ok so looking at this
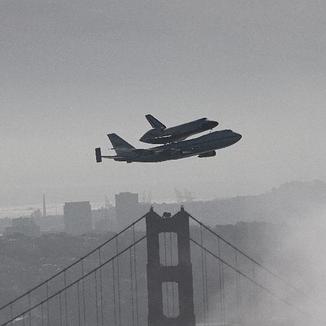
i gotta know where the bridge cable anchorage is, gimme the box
[189,237,326,326]
[0,214,147,313]
[189,214,316,302]
[1,236,146,326]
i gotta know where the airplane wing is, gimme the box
[150,146,194,156]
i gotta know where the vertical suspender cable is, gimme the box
[28,293,31,326]
[112,260,117,326]
[115,238,121,326]
[94,271,99,326]
[200,226,206,323]
[98,249,104,326]
[252,264,257,312]
[216,243,221,324]
[41,302,44,326]
[132,225,140,326]
[10,303,13,326]
[221,259,226,323]
[77,282,81,326]
[46,283,50,326]
[204,243,209,320]
[59,293,63,326]
[63,272,68,326]
[217,238,225,325]
[234,250,240,324]
[129,248,135,326]
[81,262,86,326]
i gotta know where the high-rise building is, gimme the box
[63,201,92,235]
[115,192,142,227]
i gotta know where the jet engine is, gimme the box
[198,151,216,158]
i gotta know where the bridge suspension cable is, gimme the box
[0,214,147,314]
[1,234,147,326]
[190,236,326,326]
[189,214,315,300]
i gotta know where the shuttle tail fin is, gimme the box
[145,114,166,129]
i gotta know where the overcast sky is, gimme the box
[1,0,325,207]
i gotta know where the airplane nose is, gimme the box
[235,133,242,141]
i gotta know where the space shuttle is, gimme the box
[139,114,219,144]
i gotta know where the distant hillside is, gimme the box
[152,180,326,225]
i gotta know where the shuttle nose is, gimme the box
[207,120,219,129]
[139,133,150,143]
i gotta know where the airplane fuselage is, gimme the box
[115,130,241,163]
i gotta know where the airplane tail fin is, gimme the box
[145,114,166,130]
[107,133,135,155]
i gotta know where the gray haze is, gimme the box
[1,0,326,206]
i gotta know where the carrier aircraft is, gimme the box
[95,129,241,163]
[139,114,219,144]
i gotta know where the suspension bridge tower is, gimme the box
[146,207,196,326]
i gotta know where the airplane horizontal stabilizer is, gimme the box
[95,148,102,163]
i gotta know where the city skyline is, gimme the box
[0,179,324,220]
